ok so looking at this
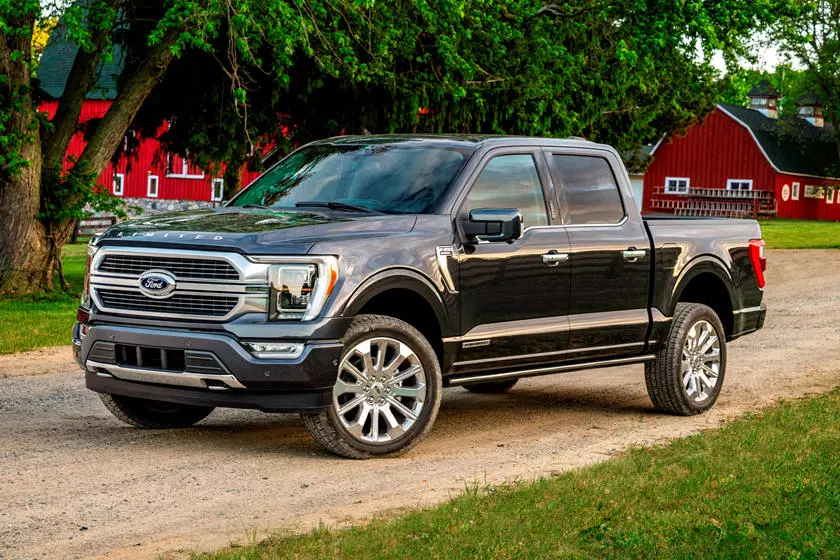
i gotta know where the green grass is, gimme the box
[196,392,840,560]
[0,242,87,354]
[759,218,840,249]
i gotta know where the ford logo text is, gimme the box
[137,271,177,299]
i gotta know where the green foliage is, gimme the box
[772,0,840,156]
[721,65,811,114]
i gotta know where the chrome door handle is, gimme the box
[623,249,646,263]
[542,252,570,266]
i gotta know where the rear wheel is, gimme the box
[645,303,727,415]
[463,379,519,394]
[301,315,442,459]
[99,393,214,428]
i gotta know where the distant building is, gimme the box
[642,80,839,221]
[37,32,262,216]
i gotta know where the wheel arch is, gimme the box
[341,268,451,364]
[670,256,737,338]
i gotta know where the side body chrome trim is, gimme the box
[452,342,644,368]
[87,360,246,390]
[733,306,764,315]
[447,354,656,386]
[435,245,458,293]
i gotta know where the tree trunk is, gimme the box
[0,9,52,295]
[40,29,182,289]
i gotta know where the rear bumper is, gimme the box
[74,322,343,412]
[731,302,767,340]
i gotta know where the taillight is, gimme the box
[749,239,766,289]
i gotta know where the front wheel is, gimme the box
[301,315,442,459]
[645,303,727,416]
[99,393,214,428]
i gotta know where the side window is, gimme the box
[550,155,625,225]
[464,154,548,228]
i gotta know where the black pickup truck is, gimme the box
[73,135,767,458]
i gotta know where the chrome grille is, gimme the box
[97,289,239,317]
[98,254,239,281]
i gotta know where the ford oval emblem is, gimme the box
[138,270,177,299]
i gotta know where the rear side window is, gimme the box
[550,155,625,225]
[464,154,548,228]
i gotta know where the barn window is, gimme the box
[211,178,224,202]
[665,177,690,195]
[804,185,824,199]
[726,179,753,191]
[112,174,124,196]
[827,189,835,204]
[147,175,159,198]
[792,182,800,200]
[165,153,205,179]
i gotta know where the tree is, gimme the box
[773,0,840,163]
[2,0,784,295]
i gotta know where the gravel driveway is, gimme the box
[1,250,839,560]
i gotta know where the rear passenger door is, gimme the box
[544,150,650,359]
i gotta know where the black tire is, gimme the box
[99,393,214,428]
[301,314,442,459]
[463,379,519,394]
[645,302,727,416]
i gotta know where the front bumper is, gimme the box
[73,322,344,412]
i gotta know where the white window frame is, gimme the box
[112,173,124,196]
[726,179,753,192]
[147,175,159,198]
[665,177,690,195]
[165,153,205,179]
[827,189,835,204]
[211,178,224,202]
[792,182,800,200]
[804,185,824,199]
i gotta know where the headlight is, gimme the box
[81,239,100,309]
[266,257,338,321]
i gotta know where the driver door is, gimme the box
[453,149,572,372]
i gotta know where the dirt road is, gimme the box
[1,250,838,560]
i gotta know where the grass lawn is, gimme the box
[759,218,840,249]
[196,391,840,560]
[0,242,87,354]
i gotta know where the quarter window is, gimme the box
[464,154,548,228]
[550,155,625,225]
[665,177,690,195]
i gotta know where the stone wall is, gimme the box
[122,197,222,217]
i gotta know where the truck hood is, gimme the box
[96,208,418,254]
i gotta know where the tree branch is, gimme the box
[41,1,119,175]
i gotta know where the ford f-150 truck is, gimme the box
[73,135,767,458]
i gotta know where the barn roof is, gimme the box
[36,27,124,100]
[718,103,839,179]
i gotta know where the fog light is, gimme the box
[243,342,304,359]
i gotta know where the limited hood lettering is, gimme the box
[114,231,225,241]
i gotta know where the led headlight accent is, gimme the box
[264,257,339,321]
[243,342,304,360]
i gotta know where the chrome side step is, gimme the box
[446,354,656,386]
[86,360,246,390]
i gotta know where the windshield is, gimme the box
[229,143,473,214]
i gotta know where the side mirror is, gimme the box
[461,208,523,243]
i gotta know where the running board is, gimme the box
[446,354,656,387]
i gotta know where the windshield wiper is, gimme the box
[295,201,382,214]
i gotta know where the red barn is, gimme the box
[643,82,840,221]
[37,34,263,216]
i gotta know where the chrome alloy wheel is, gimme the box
[681,319,721,403]
[333,337,427,444]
